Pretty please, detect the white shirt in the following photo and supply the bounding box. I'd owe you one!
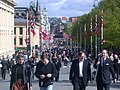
[79,60,84,77]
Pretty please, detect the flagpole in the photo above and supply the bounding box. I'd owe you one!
[84,24,86,52]
[91,35,93,55]
[101,10,104,51]
[77,29,78,48]
[39,26,42,60]
[90,17,92,55]
[95,15,98,58]
[26,8,29,59]
[80,26,82,50]
[90,17,93,55]
[29,1,36,57]
[30,18,32,57]
[38,1,42,60]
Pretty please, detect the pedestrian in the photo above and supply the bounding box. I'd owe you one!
[10,55,32,90]
[69,52,91,90]
[52,54,61,82]
[9,58,16,76]
[27,57,37,80]
[1,55,9,79]
[117,59,120,80]
[93,49,116,90]
[35,53,56,90]
[113,54,120,80]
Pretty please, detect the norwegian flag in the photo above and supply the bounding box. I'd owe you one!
[100,15,103,31]
[40,29,49,41]
[95,15,98,35]
[43,34,52,41]
[42,29,48,37]
[30,18,36,36]
[42,31,48,37]
[29,6,36,37]
[63,33,69,39]
[84,24,87,38]
[43,37,48,40]
[90,17,92,37]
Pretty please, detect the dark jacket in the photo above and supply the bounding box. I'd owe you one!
[35,61,56,87]
[94,57,116,84]
[69,59,91,86]
[1,59,9,70]
[10,63,32,89]
[52,59,61,71]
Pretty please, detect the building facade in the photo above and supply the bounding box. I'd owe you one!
[0,0,15,57]
[41,7,50,48]
[14,7,40,51]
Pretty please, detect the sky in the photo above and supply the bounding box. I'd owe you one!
[14,0,100,17]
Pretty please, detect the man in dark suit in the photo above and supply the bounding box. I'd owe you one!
[69,52,91,90]
[94,49,116,90]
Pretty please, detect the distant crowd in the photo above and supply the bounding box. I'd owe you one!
[0,46,120,90]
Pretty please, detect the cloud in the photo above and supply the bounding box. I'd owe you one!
[14,0,99,17]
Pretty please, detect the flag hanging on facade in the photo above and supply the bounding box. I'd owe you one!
[90,17,92,37]
[95,15,98,35]
[30,18,36,36]
[42,31,48,37]
[40,28,48,41]
[29,3,36,37]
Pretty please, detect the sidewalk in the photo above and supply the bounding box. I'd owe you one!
[0,64,120,90]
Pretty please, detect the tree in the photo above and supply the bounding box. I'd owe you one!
[69,0,120,49]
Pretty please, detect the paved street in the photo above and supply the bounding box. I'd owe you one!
[0,64,120,90]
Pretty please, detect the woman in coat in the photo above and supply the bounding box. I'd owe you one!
[10,55,32,90]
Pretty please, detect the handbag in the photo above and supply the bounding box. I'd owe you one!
[13,79,28,90]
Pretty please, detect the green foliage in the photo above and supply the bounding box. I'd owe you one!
[67,0,120,49]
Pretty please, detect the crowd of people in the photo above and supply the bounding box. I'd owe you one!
[0,47,120,90]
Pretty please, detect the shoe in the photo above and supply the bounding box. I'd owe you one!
[55,79,59,82]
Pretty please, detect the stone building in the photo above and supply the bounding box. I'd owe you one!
[0,0,15,57]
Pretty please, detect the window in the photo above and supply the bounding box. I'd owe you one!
[19,38,23,45]
[14,27,16,35]
[14,38,16,45]
[19,27,23,35]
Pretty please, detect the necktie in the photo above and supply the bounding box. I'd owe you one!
[101,58,104,67]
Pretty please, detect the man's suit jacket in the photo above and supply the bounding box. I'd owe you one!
[94,57,116,84]
[69,59,91,86]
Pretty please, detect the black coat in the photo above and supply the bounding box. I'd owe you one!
[1,59,9,70]
[94,57,116,84]
[10,63,32,89]
[52,59,61,71]
[35,61,57,87]
[69,59,91,86]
